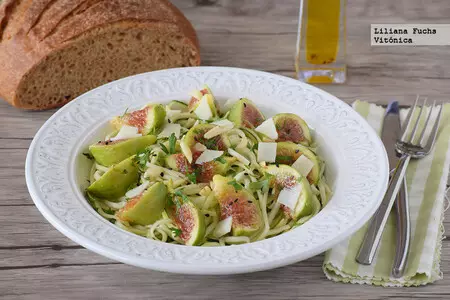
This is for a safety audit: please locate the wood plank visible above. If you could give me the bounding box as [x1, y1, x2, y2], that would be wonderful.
[0, 256, 450, 300]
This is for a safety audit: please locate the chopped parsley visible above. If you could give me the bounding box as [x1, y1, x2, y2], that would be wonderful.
[134, 148, 153, 171]
[227, 180, 243, 192]
[186, 169, 199, 184]
[174, 190, 189, 204]
[203, 138, 218, 150]
[215, 156, 226, 164]
[170, 227, 182, 237]
[82, 152, 94, 160]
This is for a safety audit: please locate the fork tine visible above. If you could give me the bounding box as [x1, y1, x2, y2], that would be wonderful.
[418, 100, 435, 146]
[423, 103, 443, 153]
[400, 96, 419, 142]
[407, 97, 427, 144]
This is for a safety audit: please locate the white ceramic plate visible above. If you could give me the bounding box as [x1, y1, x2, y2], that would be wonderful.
[25, 67, 388, 275]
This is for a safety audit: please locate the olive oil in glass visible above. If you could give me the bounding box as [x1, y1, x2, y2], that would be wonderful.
[295, 0, 346, 84]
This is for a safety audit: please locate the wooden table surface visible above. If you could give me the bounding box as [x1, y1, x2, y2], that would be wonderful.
[1, 0, 450, 299]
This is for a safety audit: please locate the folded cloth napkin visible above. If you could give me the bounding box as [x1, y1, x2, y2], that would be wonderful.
[323, 101, 450, 287]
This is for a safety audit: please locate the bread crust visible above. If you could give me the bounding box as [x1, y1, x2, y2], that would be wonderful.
[0, 0, 200, 109]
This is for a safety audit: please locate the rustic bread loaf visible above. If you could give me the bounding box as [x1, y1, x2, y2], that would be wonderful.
[0, 0, 200, 110]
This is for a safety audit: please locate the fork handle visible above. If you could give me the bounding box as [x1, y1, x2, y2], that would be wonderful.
[392, 176, 410, 278]
[356, 154, 411, 265]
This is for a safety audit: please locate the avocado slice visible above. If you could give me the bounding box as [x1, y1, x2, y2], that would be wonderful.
[228, 98, 265, 129]
[89, 135, 156, 167]
[86, 156, 139, 200]
[272, 113, 312, 146]
[212, 175, 263, 236]
[168, 200, 206, 246]
[275, 141, 320, 184]
[265, 165, 313, 220]
[116, 182, 167, 225]
[111, 104, 166, 135]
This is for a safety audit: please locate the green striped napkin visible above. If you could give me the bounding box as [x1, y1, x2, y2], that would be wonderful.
[323, 101, 450, 287]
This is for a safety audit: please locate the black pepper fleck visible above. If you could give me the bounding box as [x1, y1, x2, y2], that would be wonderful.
[160, 172, 164, 177]
[168, 120, 171, 123]
[234, 199, 238, 203]
[205, 214, 210, 217]
[295, 150, 300, 153]
[105, 141, 109, 145]
[248, 200, 252, 203]
[244, 173, 249, 175]
[243, 103, 247, 108]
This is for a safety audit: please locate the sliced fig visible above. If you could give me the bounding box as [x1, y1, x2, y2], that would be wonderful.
[275, 142, 320, 184]
[184, 124, 230, 151]
[165, 153, 194, 174]
[89, 135, 156, 167]
[167, 199, 205, 246]
[116, 182, 167, 225]
[188, 85, 220, 118]
[212, 175, 263, 236]
[228, 98, 265, 129]
[265, 165, 313, 220]
[166, 154, 236, 183]
[87, 156, 139, 200]
[273, 113, 312, 145]
[196, 157, 236, 183]
[111, 104, 166, 135]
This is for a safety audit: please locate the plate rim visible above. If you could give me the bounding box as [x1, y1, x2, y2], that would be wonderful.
[25, 66, 389, 274]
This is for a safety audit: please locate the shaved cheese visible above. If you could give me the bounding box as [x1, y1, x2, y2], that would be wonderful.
[228, 148, 250, 165]
[195, 149, 224, 164]
[257, 142, 277, 162]
[125, 181, 150, 199]
[189, 89, 203, 100]
[292, 155, 314, 177]
[204, 125, 232, 139]
[158, 123, 181, 139]
[255, 118, 278, 140]
[212, 119, 234, 128]
[277, 183, 303, 211]
[110, 125, 142, 141]
[180, 136, 193, 163]
[213, 216, 233, 238]
[194, 143, 207, 152]
[194, 95, 213, 120]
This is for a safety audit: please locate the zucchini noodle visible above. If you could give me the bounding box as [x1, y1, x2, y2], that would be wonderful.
[84, 88, 332, 247]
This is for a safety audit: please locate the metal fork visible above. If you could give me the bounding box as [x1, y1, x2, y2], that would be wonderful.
[356, 99, 443, 277]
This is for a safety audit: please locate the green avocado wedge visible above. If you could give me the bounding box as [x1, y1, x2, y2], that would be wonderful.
[89, 135, 156, 167]
[212, 175, 263, 236]
[116, 182, 167, 225]
[86, 156, 139, 200]
[168, 200, 205, 246]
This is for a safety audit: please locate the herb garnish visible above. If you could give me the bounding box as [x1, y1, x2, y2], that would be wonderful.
[174, 190, 189, 204]
[215, 156, 226, 164]
[227, 180, 243, 192]
[134, 148, 153, 171]
[168, 133, 177, 154]
[169, 227, 182, 237]
[159, 143, 169, 154]
[186, 169, 199, 184]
